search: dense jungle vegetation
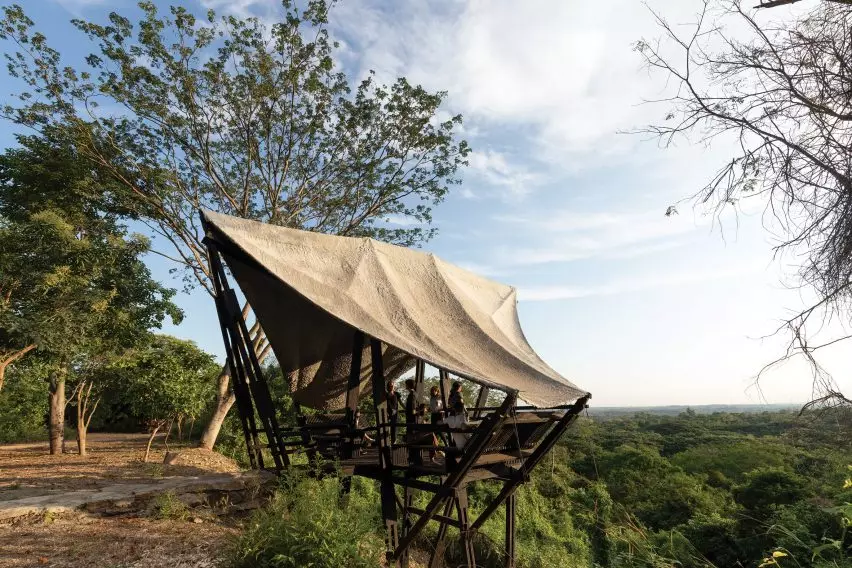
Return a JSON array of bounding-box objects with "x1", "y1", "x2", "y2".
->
[
  {"x1": 218, "y1": 381, "x2": 852, "y2": 568},
  {"x1": 235, "y1": 416, "x2": 851, "y2": 567}
]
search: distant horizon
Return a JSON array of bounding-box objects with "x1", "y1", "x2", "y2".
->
[{"x1": 590, "y1": 402, "x2": 802, "y2": 410}]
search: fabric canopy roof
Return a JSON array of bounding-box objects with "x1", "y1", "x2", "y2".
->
[{"x1": 202, "y1": 210, "x2": 588, "y2": 409}]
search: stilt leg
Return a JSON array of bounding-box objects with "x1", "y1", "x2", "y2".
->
[
  {"x1": 381, "y1": 477, "x2": 400, "y2": 567},
  {"x1": 456, "y1": 486, "x2": 476, "y2": 568},
  {"x1": 505, "y1": 492, "x2": 516, "y2": 568},
  {"x1": 400, "y1": 485, "x2": 414, "y2": 568},
  {"x1": 428, "y1": 497, "x2": 455, "y2": 568},
  {"x1": 339, "y1": 475, "x2": 352, "y2": 507}
]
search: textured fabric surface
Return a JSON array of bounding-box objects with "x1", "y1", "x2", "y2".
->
[{"x1": 203, "y1": 210, "x2": 588, "y2": 409}]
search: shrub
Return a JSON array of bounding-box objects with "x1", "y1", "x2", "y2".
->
[{"x1": 229, "y1": 472, "x2": 384, "y2": 568}]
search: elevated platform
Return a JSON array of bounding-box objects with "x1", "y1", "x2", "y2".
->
[{"x1": 200, "y1": 216, "x2": 592, "y2": 568}]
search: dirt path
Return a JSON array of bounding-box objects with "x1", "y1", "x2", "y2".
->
[{"x1": 0, "y1": 433, "x2": 253, "y2": 568}]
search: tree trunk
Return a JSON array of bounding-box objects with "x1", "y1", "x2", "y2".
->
[
  {"x1": 0, "y1": 344, "x2": 37, "y2": 393},
  {"x1": 48, "y1": 368, "x2": 66, "y2": 455},
  {"x1": 75, "y1": 381, "x2": 99, "y2": 457},
  {"x1": 198, "y1": 367, "x2": 235, "y2": 450},
  {"x1": 163, "y1": 418, "x2": 174, "y2": 451},
  {"x1": 144, "y1": 423, "x2": 162, "y2": 463},
  {"x1": 77, "y1": 427, "x2": 87, "y2": 457}
]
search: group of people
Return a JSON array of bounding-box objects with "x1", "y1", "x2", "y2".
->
[{"x1": 384, "y1": 378, "x2": 469, "y2": 463}]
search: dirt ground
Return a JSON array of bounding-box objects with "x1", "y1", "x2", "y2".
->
[
  {"x1": 0, "y1": 513, "x2": 239, "y2": 568},
  {"x1": 0, "y1": 433, "x2": 240, "y2": 499},
  {"x1": 0, "y1": 433, "x2": 244, "y2": 568}
]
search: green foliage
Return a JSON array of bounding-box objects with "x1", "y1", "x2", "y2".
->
[
  {"x1": 230, "y1": 472, "x2": 384, "y2": 568},
  {"x1": 596, "y1": 444, "x2": 731, "y2": 531},
  {"x1": 0, "y1": 137, "x2": 181, "y2": 365},
  {"x1": 104, "y1": 335, "x2": 218, "y2": 425},
  {"x1": 0, "y1": 1, "x2": 470, "y2": 297},
  {"x1": 672, "y1": 439, "x2": 790, "y2": 482},
  {"x1": 0, "y1": 357, "x2": 48, "y2": 442},
  {"x1": 151, "y1": 491, "x2": 190, "y2": 521},
  {"x1": 735, "y1": 468, "x2": 810, "y2": 515},
  {"x1": 226, "y1": 409, "x2": 852, "y2": 568}
]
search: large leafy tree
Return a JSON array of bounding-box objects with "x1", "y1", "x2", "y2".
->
[
  {"x1": 0, "y1": 1, "x2": 470, "y2": 449},
  {"x1": 635, "y1": 0, "x2": 852, "y2": 407},
  {"x1": 0, "y1": 137, "x2": 181, "y2": 454},
  {"x1": 103, "y1": 334, "x2": 218, "y2": 462}
]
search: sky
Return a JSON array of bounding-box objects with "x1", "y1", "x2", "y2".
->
[{"x1": 2, "y1": 0, "x2": 849, "y2": 407}]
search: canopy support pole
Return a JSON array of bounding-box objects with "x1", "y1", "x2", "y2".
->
[
  {"x1": 473, "y1": 386, "x2": 490, "y2": 419},
  {"x1": 207, "y1": 249, "x2": 260, "y2": 469},
  {"x1": 427, "y1": 494, "x2": 454, "y2": 568},
  {"x1": 207, "y1": 241, "x2": 289, "y2": 470},
  {"x1": 456, "y1": 485, "x2": 476, "y2": 568},
  {"x1": 400, "y1": 483, "x2": 414, "y2": 568},
  {"x1": 344, "y1": 330, "x2": 365, "y2": 460},
  {"x1": 414, "y1": 359, "x2": 425, "y2": 401},
  {"x1": 371, "y1": 338, "x2": 401, "y2": 566}
]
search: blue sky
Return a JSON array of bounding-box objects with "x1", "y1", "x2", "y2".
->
[{"x1": 3, "y1": 0, "x2": 849, "y2": 406}]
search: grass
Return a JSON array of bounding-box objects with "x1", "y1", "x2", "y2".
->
[{"x1": 151, "y1": 491, "x2": 190, "y2": 521}]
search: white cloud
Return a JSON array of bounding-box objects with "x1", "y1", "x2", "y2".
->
[
  {"x1": 383, "y1": 215, "x2": 421, "y2": 227},
  {"x1": 492, "y1": 208, "x2": 699, "y2": 265},
  {"x1": 199, "y1": 0, "x2": 276, "y2": 19},
  {"x1": 329, "y1": 0, "x2": 707, "y2": 169},
  {"x1": 466, "y1": 150, "x2": 545, "y2": 200},
  {"x1": 519, "y1": 265, "x2": 760, "y2": 301},
  {"x1": 51, "y1": 0, "x2": 114, "y2": 15}
]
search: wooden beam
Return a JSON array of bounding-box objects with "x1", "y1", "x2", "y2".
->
[
  {"x1": 371, "y1": 338, "x2": 392, "y2": 470},
  {"x1": 404, "y1": 506, "x2": 461, "y2": 529},
  {"x1": 345, "y1": 330, "x2": 365, "y2": 421},
  {"x1": 401, "y1": 485, "x2": 414, "y2": 568},
  {"x1": 380, "y1": 476, "x2": 400, "y2": 567},
  {"x1": 392, "y1": 394, "x2": 516, "y2": 560},
  {"x1": 428, "y1": 496, "x2": 455, "y2": 568},
  {"x1": 206, "y1": 243, "x2": 264, "y2": 469},
  {"x1": 414, "y1": 359, "x2": 425, "y2": 401},
  {"x1": 345, "y1": 330, "x2": 365, "y2": 459},
  {"x1": 372, "y1": 338, "x2": 402, "y2": 566},
  {"x1": 473, "y1": 385, "x2": 490, "y2": 419},
  {"x1": 228, "y1": 285, "x2": 289, "y2": 468},
  {"x1": 222, "y1": 287, "x2": 284, "y2": 469},
  {"x1": 470, "y1": 394, "x2": 590, "y2": 532},
  {"x1": 505, "y1": 493, "x2": 516, "y2": 568},
  {"x1": 456, "y1": 486, "x2": 476, "y2": 568}
]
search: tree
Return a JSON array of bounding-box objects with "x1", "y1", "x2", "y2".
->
[
  {"x1": 0, "y1": 137, "x2": 181, "y2": 454},
  {"x1": 0, "y1": 1, "x2": 470, "y2": 449},
  {"x1": 634, "y1": 1, "x2": 852, "y2": 406},
  {"x1": 0, "y1": 355, "x2": 48, "y2": 443},
  {"x1": 106, "y1": 335, "x2": 218, "y2": 462},
  {"x1": 734, "y1": 467, "x2": 809, "y2": 515}
]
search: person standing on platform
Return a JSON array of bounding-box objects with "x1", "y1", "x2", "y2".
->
[{"x1": 385, "y1": 380, "x2": 401, "y2": 444}]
